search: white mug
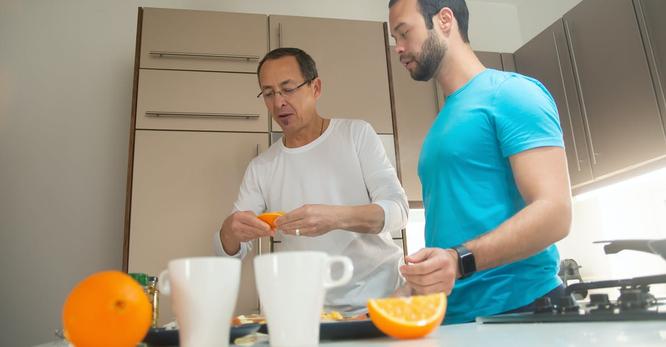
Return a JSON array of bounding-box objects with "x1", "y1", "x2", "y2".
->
[
  {"x1": 159, "y1": 257, "x2": 241, "y2": 347},
  {"x1": 254, "y1": 251, "x2": 354, "y2": 347}
]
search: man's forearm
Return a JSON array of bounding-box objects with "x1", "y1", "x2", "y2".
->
[
  {"x1": 337, "y1": 204, "x2": 385, "y2": 234},
  {"x1": 466, "y1": 198, "x2": 571, "y2": 271}
]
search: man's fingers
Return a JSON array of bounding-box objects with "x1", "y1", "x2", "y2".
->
[
  {"x1": 408, "y1": 281, "x2": 449, "y2": 295},
  {"x1": 400, "y1": 258, "x2": 439, "y2": 276},
  {"x1": 402, "y1": 271, "x2": 445, "y2": 287},
  {"x1": 404, "y1": 248, "x2": 433, "y2": 264}
]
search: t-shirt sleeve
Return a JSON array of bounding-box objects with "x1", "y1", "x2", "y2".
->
[
  {"x1": 353, "y1": 121, "x2": 409, "y2": 234},
  {"x1": 212, "y1": 160, "x2": 265, "y2": 259},
  {"x1": 493, "y1": 75, "x2": 565, "y2": 158}
]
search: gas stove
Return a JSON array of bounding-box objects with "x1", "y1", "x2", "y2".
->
[{"x1": 478, "y1": 239, "x2": 666, "y2": 324}]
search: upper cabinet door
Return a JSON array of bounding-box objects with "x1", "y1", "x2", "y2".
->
[
  {"x1": 140, "y1": 8, "x2": 268, "y2": 73},
  {"x1": 268, "y1": 16, "x2": 393, "y2": 134},
  {"x1": 636, "y1": 0, "x2": 666, "y2": 134},
  {"x1": 514, "y1": 20, "x2": 594, "y2": 187},
  {"x1": 563, "y1": 0, "x2": 666, "y2": 178},
  {"x1": 476, "y1": 51, "x2": 503, "y2": 70}
]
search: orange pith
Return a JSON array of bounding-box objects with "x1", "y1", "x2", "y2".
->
[
  {"x1": 368, "y1": 292, "x2": 447, "y2": 339},
  {"x1": 257, "y1": 211, "x2": 285, "y2": 228},
  {"x1": 62, "y1": 271, "x2": 152, "y2": 347}
]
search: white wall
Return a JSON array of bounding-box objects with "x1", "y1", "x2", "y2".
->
[
  {"x1": 0, "y1": 1, "x2": 521, "y2": 345},
  {"x1": 557, "y1": 168, "x2": 666, "y2": 297},
  {"x1": 513, "y1": 0, "x2": 582, "y2": 44}
]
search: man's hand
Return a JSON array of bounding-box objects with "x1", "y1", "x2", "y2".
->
[
  {"x1": 399, "y1": 248, "x2": 460, "y2": 295},
  {"x1": 220, "y1": 211, "x2": 274, "y2": 254},
  {"x1": 275, "y1": 204, "x2": 339, "y2": 237}
]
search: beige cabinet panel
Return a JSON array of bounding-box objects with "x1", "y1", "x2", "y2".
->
[
  {"x1": 269, "y1": 16, "x2": 393, "y2": 134},
  {"x1": 140, "y1": 8, "x2": 268, "y2": 73},
  {"x1": 389, "y1": 48, "x2": 438, "y2": 202},
  {"x1": 136, "y1": 69, "x2": 268, "y2": 132},
  {"x1": 128, "y1": 130, "x2": 268, "y2": 323}
]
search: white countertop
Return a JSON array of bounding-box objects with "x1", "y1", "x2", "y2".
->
[{"x1": 37, "y1": 321, "x2": 666, "y2": 347}]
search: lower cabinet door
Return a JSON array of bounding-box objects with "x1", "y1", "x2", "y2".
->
[{"x1": 128, "y1": 130, "x2": 268, "y2": 323}]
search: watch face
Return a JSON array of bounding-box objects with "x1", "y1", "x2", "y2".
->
[{"x1": 460, "y1": 253, "x2": 476, "y2": 274}]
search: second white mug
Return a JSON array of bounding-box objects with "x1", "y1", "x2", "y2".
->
[{"x1": 254, "y1": 251, "x2": 354, "y2": 347}]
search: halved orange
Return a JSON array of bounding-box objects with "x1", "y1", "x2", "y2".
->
[
  {"x1": 257, "y1": 211, "x2": 285, "y2": 228},
  {"x1": 368, "y1": 292, "x2": 447, "y2": 339}
]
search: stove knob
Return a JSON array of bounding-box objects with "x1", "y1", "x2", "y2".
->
[
  {"x1": 557, "y1": 294, "x2": 580, "y2": 312},
  {"x1": 534, "y1": 297, "x2": 555, "y2": 313},
  {"x1": 589, "y1": 294, "x2": 611, "y2": 309}
]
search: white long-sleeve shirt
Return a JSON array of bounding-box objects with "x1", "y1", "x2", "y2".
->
[{"x1": 214, "y1": 118, "x2": 408, "y2": 312}]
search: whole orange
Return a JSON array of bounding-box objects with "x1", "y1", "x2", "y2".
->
[{"x1": 62, "y1": 270, "x2": 152, "y2": 347}]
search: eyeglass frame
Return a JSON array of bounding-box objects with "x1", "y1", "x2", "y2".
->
[{"x1": 256, "y1": 78, "x2": 315, "y2": 99}]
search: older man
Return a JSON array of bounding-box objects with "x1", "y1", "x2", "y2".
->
[
  {"x1": 389, "y1": 0, "x2": 572, "y2": 323},
  {"x1": 214, "y1": 47, "x2": 408, "y2": 313}
]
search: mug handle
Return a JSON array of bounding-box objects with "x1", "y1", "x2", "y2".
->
[
  {"x1": 158, "y1": 270, "x2": 170, "y2": 295},
  {"x1": 323, "y1": 256, "x2": 353, "y2": 290}
]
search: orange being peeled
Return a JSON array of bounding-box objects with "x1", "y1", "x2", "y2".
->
[
  {"x1": 257, "y1": 211, "x2": 284, "y2": 228},
  {"x1": 62, "y1": 271, "x2": 152, "y2": 347},
  {"x1": 368, "y1": 292, "x2": 446, "y2": 339}
]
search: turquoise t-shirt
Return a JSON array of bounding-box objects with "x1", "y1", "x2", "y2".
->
[{"x1": 418, "y1": 69, "x2": 564, "y2": 324}]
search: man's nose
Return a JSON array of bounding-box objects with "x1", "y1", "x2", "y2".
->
[
  {"x1": 394, "y1": 43, "x2": 405, "y2": 55},
  {"x1": 272, "y1": 92, "x2": 287, "y2": 108}
]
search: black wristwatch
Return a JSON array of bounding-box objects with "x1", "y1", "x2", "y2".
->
[{"x1": 453, "y1": 245, "x2": 476, "y2": 279}]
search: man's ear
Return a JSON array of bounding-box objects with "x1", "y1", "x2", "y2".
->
[
  {"x1": 435, "y1": 7, "x2": 454, "y2": 37},
  {"x1": 312, "y1": 78, "x2": 322, "y2": 99}
]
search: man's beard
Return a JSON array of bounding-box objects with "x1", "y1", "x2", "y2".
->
[{"x1": 410, "y1": 31, "x2": 446, "y2": 81}]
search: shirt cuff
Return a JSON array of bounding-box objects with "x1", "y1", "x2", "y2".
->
[
  {"x1": 213, "y1": 229, "x2": 244, "y2": 258},
  {"x1": 373, "y1": 200, "x2": 407, "y2": 235}
]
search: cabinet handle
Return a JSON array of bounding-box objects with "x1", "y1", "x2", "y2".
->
[
  {"x1": 564, "y1": 20, "x2": 598, "y2": 165},
  {"x1": 553, "y1": 31, "x2": 582, "y2": 172},
  {"x1": 149, "y1": 51, "x2": 259, "y2": 62},
  {"x1": 277, "y1": 23, "x2": 283, "y2": 48},
  {"x1": 145, "y1": 111, "x2": 260, "y2": 119}
]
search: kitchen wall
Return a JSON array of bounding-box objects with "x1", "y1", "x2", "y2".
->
[
  {"x1": 512, "y1": 0, "x2": 582, "y2": 45},
  {"x1": 558, "y1": 167, "x2": 666, "y2": 296},
  {"x1": 0, "y1": 1, "x2": 521, "y2": 345}
]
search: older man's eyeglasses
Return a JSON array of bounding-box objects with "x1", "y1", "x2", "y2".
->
[{"x1": 257, "y1": 79, "x2": 312, "y2": 100}]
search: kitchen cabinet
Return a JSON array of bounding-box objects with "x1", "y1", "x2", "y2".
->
[
  {"x1": 635, "y1": 0, "x2": 666, "y2": 134},
  {"x1": 514, "y1": 20, "x2": 594, "y2": 187},
  {"x1": 388, "y1": 47, "x2": 438, "y2": 202},
  {"x1": 140, "y1": 8, "x2": 268, "y2": 73},
  {"x1": 561, "y1": 0, "x2": 666, "y2": 178},
  {"x1": 126, "y1": 8, "x2": 270, "y2": 324},
  {"x1": 136, "y1": 69, "x2": 268, "y2": 132},
  {"x1": 514, "y1": 0, "x2": 666, "y2": 189},
  {"x1": 129, "y1": 131, "x2": 268, "y2": 323},
  {"x1": 501, "y1": 53, "x2": 516, "y2": 72},
  {"x1": 268, "y1": 16, "x2": 393, "y2": 134},
  {"x1": 476, "y1": 51, "x2": 503, "y2": 70}
]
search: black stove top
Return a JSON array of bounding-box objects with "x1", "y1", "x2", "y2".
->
[{"x1": 479, "y1": 239, "x2": 666, "y2": 324}]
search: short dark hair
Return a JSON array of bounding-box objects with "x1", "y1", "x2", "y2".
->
[
  {"x1": 256, "y1": 47, "x2": 319, "y2": 82},
  {"x1": 389, "y1": 0, "x2": 470, "y2": 43}
]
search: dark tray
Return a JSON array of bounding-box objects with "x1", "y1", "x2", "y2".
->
[
  {"x1": 258, "y1": 319, "x2": 385, "y2": 340},
  {"x1": 143, "y1": 323, "x2": 261, "y2": 346}
]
